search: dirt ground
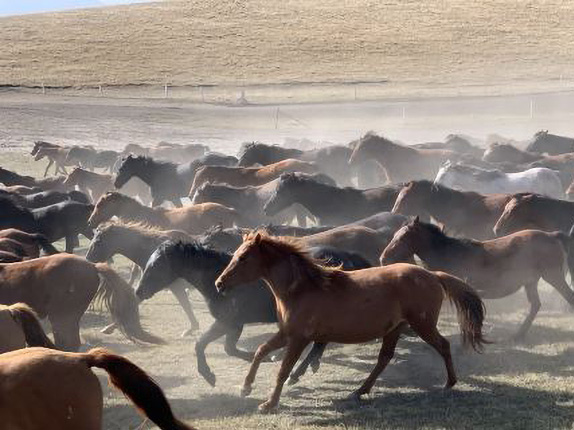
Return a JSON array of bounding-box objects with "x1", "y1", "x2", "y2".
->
[{"x1": 1, "y1": 92, "x2": 574, "y2": 429}]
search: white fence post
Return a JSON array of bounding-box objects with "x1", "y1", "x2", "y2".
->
[
  {"x1": 530, "y1": 99, "x2": 535, "y2": 118},
  {"x1": 274, "y1": 107, "x2": 280, "y2": 129},
  {"x1": 41, "y1": 83, "x2": 45, "y2": 95}
]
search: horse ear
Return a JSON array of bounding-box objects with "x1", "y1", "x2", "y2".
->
[
  {"x1": 413, "y1": 215, "x2": 420, "y2": 224},
  {"x1": 253, "y1": 232, "x2": 262, "y2": 244}
]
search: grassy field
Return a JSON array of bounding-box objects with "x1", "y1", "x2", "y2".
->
[
  {"x1": 4, "y1": 151, "x2": 574, "y2": 430},
  {"x1": 2, "y1": 1, "x2": 574, "y2": 102}
]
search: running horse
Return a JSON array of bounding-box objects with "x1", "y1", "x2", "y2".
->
[
  {"x1": 0, "y1": 253, "x2": 163, "y2": 351},
  {"x1": 0, "y1": 347, "x2": 196, "y2": 430},
  {"x1": 214, "y1": 232, "x2": 487, "y2": 411},
  {"x1": 381, "y1": 217, "x2": 574, "y2": 340}
]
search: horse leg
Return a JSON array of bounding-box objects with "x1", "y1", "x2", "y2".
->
[
  {"x1": 242, "y1": 331, "x2": 286, "y2": 398},
  {"x1": 513, "y1": 282, "x2": 541, "y2": 342},
  {"x1": 259, "y1": 336, "x2": 309, "y2": 412},
  {"x1": 288, "y1": 342, "x2": 327, "y2": 385},
  {"x1": 65, "y1": 234, "x2": 78, "y2": 253},
  {"x1": 43, "y1": 159, "x2": 53, "y2": 177},
  {"x1": 171, "y1": 198, "x2": 183, "y2": 208},
  {"x1": 169, "y1": 281, "x2": 199, "y2": 336},
  {"x1": 542, "y1": 269, "x2": 574, "y2": 307},
  {"x1": 349, "y1": 324, "x2": 403, "y2": 400},
  {"x1": 127, "y1": 264, "x2": 142, "y2": 286},
  {"x1": 224, "y1": 325, "x2": 253, "y2": 361},
  {"x1": 408, "y1": 319, "x2": 457, "y2": 389},
  {"x1": 50, "y1": 314, "x2": 82, "y2": 352},
  {"x1": 195, "y1": 320, "x2": 229, "y2": 387}
]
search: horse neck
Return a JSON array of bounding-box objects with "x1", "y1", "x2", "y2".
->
[
  {"x1": 260, "y1": 257, "x2": 298, "y2": 304},
  {"x1": 415, "y1": 228, "x2": 475, "y2": 268},
  {"x1": 106, "y1": 229, "x2": 161, "y2": 267},
  {"x1": 174, "y1": 250, "x2": 230, "y2": 302},
  {"x1": 119, "y1": 199, "x2": 167, "y2": 226},
  {"x1": 369, "y1": 140, "x2": 413, "y2": 165},
  {"x1": 425, "y1": 186, "x2": 470, "y2": 219}
]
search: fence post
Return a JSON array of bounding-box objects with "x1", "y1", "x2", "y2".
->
[
  {"x1": 402, "y1": 106, "x2": 406, "y2": 120},
  {"x1": 164, "y1": 83, "x2": 169, "y2": 98},
  {"x1": 200, "y1": 86, "x2": 205, "y2": 102},
  {"x1": 41, "y1": 83, "x2": 45, "y2": 95},
  {"x1": 530, "y1": 99, "x2": 535, "y2": 118},
  {"x1": 274, "y1": 107, "x2": 280, "y2": 129}
]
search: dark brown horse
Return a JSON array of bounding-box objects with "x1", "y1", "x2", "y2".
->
[
  {"x1": 381, "y1": 218, "x2": 574, "y2": 339},
  {"x1": 0, "y1": 254, "x2": 163, "y2": 351},
  {"x1": 215, "y1": 232, "x2": 486, "y2": 411},
  {"x1": 526, "y1": 130, "x2": 574, "y2": 155},
  {"x1": 0, "y1": 347, "x2": 196, "y2": 430},
  {"x1": 493, "y1": 193, "x2": 574, "y2": 236},
  {"x1": 392, "y1": 180, "x2": 512, "y2": 239},
  {"x1": 348, "y1": 133, "x2": 464, "y2": 183},
  {"x1": 482, "y1": 143, "x2": 543, "y2": 165}
]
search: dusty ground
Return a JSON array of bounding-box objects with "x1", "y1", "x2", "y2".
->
[
  {"x1": 3, "y1": 100, "x2": 574, "y2": 428},
  {"x1": 2, "y1": 1, "x2": 574, "y2": 103}
]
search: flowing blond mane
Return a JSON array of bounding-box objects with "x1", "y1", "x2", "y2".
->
[
  {"x1": 246, "y1": 231, "x2": 345, "y2": 292},
  {"x1": 97, "y1": 220, "x2": 190, "y2": 241}
]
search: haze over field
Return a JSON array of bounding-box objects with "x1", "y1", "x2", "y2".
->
[{"x1": 1, "y1": 0, "x2": 574, "y2": 101}]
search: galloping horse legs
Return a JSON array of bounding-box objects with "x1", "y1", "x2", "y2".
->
[
  {"x1": 65, "y1": 234, "x2": 79, "y2": 253},
  {"x1": 224, "y1": 325, "x2": 253, "y2": 361},
  {"x1": 241, "y1": 331, "x2": 286, "y2": 398},
  {"x1": 409, "y1": 319, "x2": 457, "y2": 389},
  {"x1": 513, "y1": 281, "x2": 540, "y2": 341},
  {"x1": 169, "y1": 280, "x2": 199, "y2": 336},
  {"x1": 350, "y1": 324, "x2": 403, "y2": 400},
  {"x1": 288, "y1": 342, "x2": 327, "y2": 385},
  {"x1": 43, "y1": 159, "x2": 53, "y2": 177},
  {"x1": 259, "y1": 336, "x2": 310, "y2": 412},
  {"x1": 195, "y1": 320, "x2": 229, "y2": 387},
  {"x1": 543, "y1": 269, "x2": 574, "y2": 308}
]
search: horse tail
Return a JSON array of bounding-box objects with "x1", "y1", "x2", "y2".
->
[
  {"x1": 8, "y1": 303, "x2": 56, "y2": 349},
  {"x1": 435, "y1": 271, "x2": 489, "y2": 352},
  {"x1": 84, "y1": 348, "x2": 195, "y2": 430},
  {"x1": 94, "y1": 263, "x2": 165, "y2": 345},
  {"x1": 557, "y1": 224, "x2": 574, "y2": 288},
  {"x1": 33, "y1": 233, "x2": 60, "y2": 255}
]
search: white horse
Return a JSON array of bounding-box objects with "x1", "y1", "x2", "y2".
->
[{"x1": 434, "y1": 161, "x2": 564, "y2": 198}]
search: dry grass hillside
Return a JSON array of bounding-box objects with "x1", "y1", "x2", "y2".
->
[{"x1": 2, "y1": 0, "x2": 574, "y2": 100}]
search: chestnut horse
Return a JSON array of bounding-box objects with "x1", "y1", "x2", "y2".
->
[
  {"x1": 348, "y1": 133, "x2": 464, "y2": 183},
  {"x1": 482, "y1": 143, "x2": 543, "y2": 165},
  {"x1": 32, "y1": 143, "x2": 71, "y2": 177},
  {"x1": 381, "y1": 218, "x2": 574, "y2": 339},
  {"x1": 188, "y1": 158, "x2": 320, "y2": 198},
  {"x1": 0, "y1": 347, "x2": 195, "y2": 430},
  {"x1": 493, "y1": 193, "x2": 574, "y2": 236},
  {"x1": 215, "y1": 232, "x2": 486, "y2": 411},
  {"x1": 0, "y1": 303, "x2": 55, "y2": 353},
  {"x1": 88, "y1": 191, "x2": 242, "y2": 233},
  {"x1": 0, "y1": 253, "x2": 163, "y2": 351},
  {"x1": 392, "y1": 180, "x2": 513, "y2": 239}
]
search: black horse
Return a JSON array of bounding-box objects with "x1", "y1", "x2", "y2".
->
[
  {"x1": 135, "y1": 241, "x2": 367, "y2": 386},
  {"x1": 264, "y1": 173, "x2": 404, "y2": 226},
  {"x1": 0, "y1": 189, "x2": 89, "y2": 209},
  {"x1": 115, "y1": 153, "x2": 237, "y2": 207},
  {"x1": 0, "y1": 167, "x2": 67, "y2": 192},
  {"x1": 0, "y1": 197, "x2": 93, "y2": 252}
]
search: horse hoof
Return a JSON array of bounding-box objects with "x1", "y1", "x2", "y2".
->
[
  {"x1": 181, "y1": 328, "x2": 196, "y2": 337},
  {"x1": 346, "y1": 392, "x2": 363, "y2": 403},
  {"x1": 204, "y1": 372, "x2": 216, "y2": 388},
  {"x1": 444, "y1": 379, "x2": 457, "y2": 390},
  {"x1": 258, "y1": 401, "x2": 277, "y2": 413},
  {"x1": 287, "y1": 375, "x2": 299, "y2": 386},
  {"x1": 240, "y1": 385, "x2": 252, "y2": 398},
  {"x1": 311, "y1": 362, "x2": 320, "y2": 374}
]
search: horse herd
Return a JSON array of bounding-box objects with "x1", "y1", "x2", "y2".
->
[{"x1": 2, "y1": 129, "x2": 574, "y2": 429}]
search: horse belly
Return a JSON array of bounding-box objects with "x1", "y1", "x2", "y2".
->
[{"x1": 0, "y1": 313, "x2": 26, "y2": 353}]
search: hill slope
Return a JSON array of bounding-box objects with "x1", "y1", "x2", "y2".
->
[{"x1": 1, "y1": 0, "x2": 574, "y2": 98}]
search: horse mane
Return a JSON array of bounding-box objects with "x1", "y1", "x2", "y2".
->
[
  {"x1": 124, "y1": 156, "x2": 178, "y2": 174},
  {"x1": 159, "y1": 240, "x2": 230, "y2": 267},
  {"x1": 361, "y1": 133, "x2": 416, "y2": 154},
  {"x1": 416, "y1": 221, "x2": 480, "y2": 250},
  {"x1": 251, "y1": 232, "x2": 344, "y2": 292},
  {"x1": 447, "y1": 163, "x2": 504, "y2": 180},
  {"x1": 98, "y1": 220, "x2": 186, "y2": 240}
]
